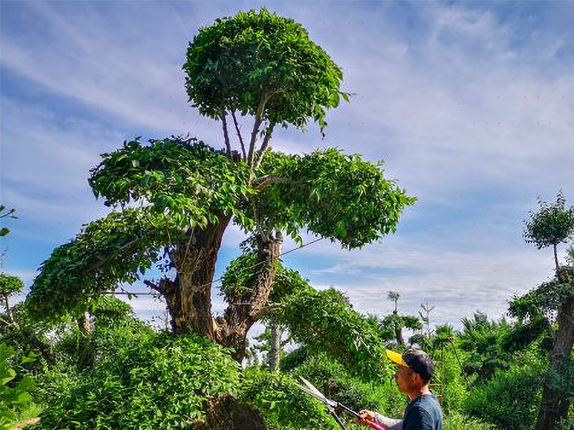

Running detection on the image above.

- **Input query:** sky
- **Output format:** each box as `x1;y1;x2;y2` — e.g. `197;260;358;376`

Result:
1;0;574;341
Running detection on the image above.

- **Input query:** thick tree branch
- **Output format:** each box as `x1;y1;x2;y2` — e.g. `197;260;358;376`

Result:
231;110;247;160
144;277;176;295
220;111;232;158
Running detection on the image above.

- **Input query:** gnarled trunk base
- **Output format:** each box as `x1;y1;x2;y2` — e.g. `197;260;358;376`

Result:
197;394;267;430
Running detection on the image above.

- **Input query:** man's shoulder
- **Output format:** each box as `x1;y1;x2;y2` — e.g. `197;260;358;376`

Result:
412;394;441;409
403;395;443;430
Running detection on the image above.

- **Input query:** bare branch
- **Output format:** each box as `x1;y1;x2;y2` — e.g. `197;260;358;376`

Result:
254;122;276;170
252;175;289;191
252;302;283;320
231;110;247;160
220;111;232;158
248;117;263;167
0;315;17;328
247;94;271;167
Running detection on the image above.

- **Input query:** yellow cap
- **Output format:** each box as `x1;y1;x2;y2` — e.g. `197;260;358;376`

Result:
386;349;408;367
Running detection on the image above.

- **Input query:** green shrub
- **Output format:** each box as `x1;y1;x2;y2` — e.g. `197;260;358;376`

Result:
443;411;495;430
240;368;339;430
0;343;40;430
463;352;543;430
33;333;240;429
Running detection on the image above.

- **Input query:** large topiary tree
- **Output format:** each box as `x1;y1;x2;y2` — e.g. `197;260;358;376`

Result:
27;8;415;362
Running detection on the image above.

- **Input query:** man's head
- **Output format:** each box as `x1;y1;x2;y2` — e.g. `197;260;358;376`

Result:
386;348;434;393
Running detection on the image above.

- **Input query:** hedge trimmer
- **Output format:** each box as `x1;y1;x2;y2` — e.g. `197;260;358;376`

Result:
298;376;387;430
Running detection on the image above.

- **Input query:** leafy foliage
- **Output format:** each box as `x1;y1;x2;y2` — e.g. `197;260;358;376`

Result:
457;312;512;383
183;8;349;132
33;333;241;430
510;266;574;322
463;352;544;430
53;297;154;369
251;149;416;248
0;275;24;298
0;343;38;430
89;137;254;228
379;313;422;344
240;368;339;430
273;285;389;380
524;191;574;251
27;208;168;322
220;252;307;306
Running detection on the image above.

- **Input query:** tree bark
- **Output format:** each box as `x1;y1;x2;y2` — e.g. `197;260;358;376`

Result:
268;322;282;372
77;312;91;335
215;231;283;362
535;295;574;430
2;294;14;324
163;217;232;337
393;310;405;347
152;218;283;363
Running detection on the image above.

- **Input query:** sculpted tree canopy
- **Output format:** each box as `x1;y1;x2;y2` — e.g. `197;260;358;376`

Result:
524;190;574;270
27;8;415;362
183;8;349;151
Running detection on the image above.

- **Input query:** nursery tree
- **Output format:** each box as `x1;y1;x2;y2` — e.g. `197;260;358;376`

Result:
380;291;421;347
0;275;23;326
511;191;574;430
27;8;414;362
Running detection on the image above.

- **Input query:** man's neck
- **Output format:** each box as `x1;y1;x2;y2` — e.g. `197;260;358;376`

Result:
406;385;431;401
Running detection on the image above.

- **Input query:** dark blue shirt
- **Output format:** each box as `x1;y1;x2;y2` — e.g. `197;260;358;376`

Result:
402;394;443;430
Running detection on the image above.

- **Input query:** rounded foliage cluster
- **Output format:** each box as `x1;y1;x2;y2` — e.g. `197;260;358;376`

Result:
184;8;347;131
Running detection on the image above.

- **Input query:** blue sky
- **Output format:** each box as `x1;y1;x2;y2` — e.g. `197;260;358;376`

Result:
1;1;574;334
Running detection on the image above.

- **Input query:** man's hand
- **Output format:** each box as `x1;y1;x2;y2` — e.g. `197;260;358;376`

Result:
359;409;376;426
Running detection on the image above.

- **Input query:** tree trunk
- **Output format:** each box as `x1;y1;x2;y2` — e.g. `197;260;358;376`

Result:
535;296;574;430
268;322;282;372
198;394;267;430
151;218;283;363
395;326;405;347
215;231;284;362
77;312;91;335
393;311;405;347
164;217;231;337
2;294;14;324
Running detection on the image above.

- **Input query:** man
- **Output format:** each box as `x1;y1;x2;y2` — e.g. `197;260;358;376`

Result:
359;348;443;430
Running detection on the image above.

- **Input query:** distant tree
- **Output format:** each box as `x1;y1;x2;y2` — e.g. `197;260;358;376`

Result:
524;190;574;271
250;322;291;372
511;191;574;430
387;291;400;313
419;300;435;334
0;274;24;326
381;291;421;347
457;312;512;383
